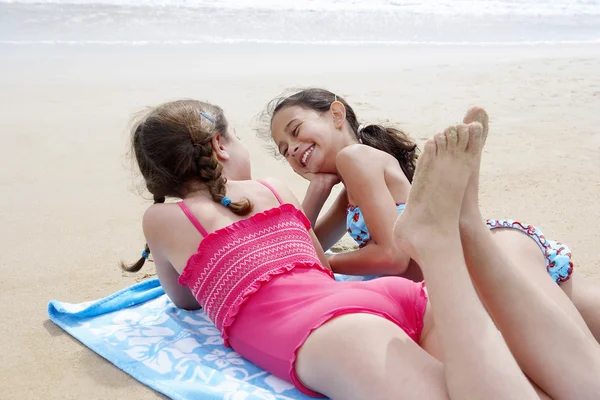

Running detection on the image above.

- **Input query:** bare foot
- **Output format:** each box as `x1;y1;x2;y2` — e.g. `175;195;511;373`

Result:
393;122;485;264
460;106;489;221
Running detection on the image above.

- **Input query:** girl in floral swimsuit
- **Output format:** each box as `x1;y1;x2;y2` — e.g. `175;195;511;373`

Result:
267;88;600;341
124;98;600;399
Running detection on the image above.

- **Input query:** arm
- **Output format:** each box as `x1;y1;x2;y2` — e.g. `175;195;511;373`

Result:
262;177;331;270
312;189;349;251
328;145;411;276
143;206;201;310
300;174;348;251
301;176;336;227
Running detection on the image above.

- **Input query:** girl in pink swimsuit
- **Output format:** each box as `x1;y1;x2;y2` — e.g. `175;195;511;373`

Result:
123;99;600;399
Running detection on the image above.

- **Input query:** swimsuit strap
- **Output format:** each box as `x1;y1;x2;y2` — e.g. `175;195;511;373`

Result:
177;201;209;237
257;179;283;205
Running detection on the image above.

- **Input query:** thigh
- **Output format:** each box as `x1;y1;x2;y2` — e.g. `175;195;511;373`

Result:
531;379;554;400
295;313;450;400
491;228;595;341
561;272;600;343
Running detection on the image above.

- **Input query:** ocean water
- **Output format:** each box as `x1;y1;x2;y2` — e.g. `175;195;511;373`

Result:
1;0;599;46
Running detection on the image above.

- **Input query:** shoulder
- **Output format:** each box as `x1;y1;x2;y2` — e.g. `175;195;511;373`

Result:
336;144;393;167
142;202;182;239
258;177;302;208
143;201;179;223
336;144;393;175
258;176;284;188
259;177;291;196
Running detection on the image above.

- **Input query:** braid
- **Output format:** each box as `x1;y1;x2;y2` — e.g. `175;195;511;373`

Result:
120;194;165;272
195;143;227;197
125;99;254;274
194;142;252;216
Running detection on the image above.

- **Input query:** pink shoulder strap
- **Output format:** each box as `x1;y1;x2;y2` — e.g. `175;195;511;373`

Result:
257;179;283;205
177;202;209;237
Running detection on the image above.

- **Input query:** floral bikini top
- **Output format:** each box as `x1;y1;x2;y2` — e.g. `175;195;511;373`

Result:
346;203;406;248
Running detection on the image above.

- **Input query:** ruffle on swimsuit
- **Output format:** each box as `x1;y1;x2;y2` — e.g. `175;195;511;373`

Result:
178;202;334;346
486;219;573;283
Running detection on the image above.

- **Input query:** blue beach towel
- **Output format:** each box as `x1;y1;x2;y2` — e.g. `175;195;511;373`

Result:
48;274;371;400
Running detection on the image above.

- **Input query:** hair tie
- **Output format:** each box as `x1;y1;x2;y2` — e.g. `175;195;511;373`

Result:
220;197;232;207
200;111;215;124
141;249;150;259
357;124;365;144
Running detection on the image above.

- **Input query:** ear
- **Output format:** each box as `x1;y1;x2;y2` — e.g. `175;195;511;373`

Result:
211;134;230;162
330;101;346;129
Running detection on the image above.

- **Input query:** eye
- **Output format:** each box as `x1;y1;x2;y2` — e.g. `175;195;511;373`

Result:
292;125;299;137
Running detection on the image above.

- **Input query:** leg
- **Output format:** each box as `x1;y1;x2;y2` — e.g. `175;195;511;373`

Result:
459;110;600;399
394;124;537;399
562;272;600;342
296;313;450;400
296;311;553;400
490;228;596;342
462;106;598;343
461;107;600;344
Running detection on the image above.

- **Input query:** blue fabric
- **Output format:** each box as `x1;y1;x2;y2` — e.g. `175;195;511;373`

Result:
48;273;371;400
346;203;405;247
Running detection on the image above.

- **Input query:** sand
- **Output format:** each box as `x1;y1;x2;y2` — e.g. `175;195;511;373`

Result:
1;43;599;399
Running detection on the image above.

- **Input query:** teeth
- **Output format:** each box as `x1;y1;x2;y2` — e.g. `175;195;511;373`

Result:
302;146;313;165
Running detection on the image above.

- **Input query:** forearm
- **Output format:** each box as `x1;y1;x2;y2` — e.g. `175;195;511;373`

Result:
302;182;334;228
328;243;411;276
314;218;347;251
303;183;347;251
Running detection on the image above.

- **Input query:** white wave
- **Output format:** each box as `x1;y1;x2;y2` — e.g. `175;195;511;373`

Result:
1;0;600;16
2;37;600;46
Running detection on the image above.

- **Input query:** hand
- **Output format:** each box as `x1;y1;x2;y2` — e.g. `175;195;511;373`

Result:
294;168;315;181
303;172;341;189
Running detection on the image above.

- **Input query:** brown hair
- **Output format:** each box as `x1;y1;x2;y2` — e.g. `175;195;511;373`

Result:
261;88;419;182
122;99;253;272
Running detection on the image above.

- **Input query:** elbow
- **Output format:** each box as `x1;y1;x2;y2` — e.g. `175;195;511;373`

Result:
169;295;202;311
175;301;202;311
378;246;410;276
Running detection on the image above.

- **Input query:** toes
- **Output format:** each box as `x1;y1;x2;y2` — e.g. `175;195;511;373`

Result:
423;138;437;156
466;122;483;153
434;131;447;152
463;106;485;124
418;139;436;165
463;106;489;141
443;126;458;149
412;139;436;186
456;123;470;150
444;125;462;152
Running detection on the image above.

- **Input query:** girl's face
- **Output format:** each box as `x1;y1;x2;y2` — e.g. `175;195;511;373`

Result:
270;105;345;176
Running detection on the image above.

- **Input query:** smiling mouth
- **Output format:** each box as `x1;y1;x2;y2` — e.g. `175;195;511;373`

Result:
300;145;315;167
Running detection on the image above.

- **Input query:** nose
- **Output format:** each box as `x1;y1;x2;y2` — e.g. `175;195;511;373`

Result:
291;144;300;157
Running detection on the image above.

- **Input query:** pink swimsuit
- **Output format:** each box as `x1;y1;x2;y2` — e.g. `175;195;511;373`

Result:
178;180;428;397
